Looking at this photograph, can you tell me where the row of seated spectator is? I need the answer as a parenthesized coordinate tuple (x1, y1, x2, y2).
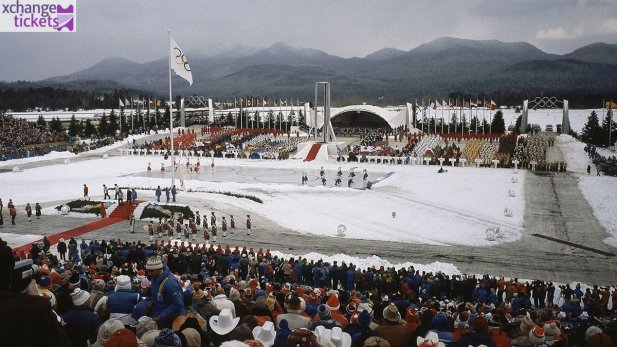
(2, 236, 616, 347)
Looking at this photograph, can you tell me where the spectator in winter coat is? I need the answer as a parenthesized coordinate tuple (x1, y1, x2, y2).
(63, 288, 102, 347)
(374, 303, 413, 347)
(95, 275, 140, 326)
(276, 295, 310, 330)
(450, 316, 496, 347)
(309, 304, 342, 331)
(0, 277, 71, 347)
(145, 257, 185, 328)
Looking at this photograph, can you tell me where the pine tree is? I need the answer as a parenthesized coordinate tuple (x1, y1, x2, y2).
(601, 109, 615, 146)
(84, 119, 97, 137)
(491, 110, 506, 134)
(581, 111, 602, 145)
(68, 114, 79, 137)
(98, 113, 109, 137)
(515, 115, 522, 134)
(49, 117, 62, 132)
(108, 109, 119, 135)
(37, 115, 47, 128)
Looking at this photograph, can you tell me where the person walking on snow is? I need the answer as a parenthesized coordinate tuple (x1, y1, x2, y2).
(171, 185, 177, 202)
(230, 215, 235, 232)
(35, 203, 41, 219)
(131, 189, 137, 206)
(114, 184, 120, 200)
(99, 202, 106, 218)
(103, 184, 111, 199)
(155, 186, 162, 202)
(83, 184, 89, 199)
(165, 187, 170, 203)
(25, 203, 32, 222)
(129, 212, 136, 234)
(8, 199, 16, 225)
(221, 216, 227, 237)
(246, 214, 252, 235)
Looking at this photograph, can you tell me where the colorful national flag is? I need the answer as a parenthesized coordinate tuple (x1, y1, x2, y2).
(606, 100, 617, 109)
(490, 100, 497, 110)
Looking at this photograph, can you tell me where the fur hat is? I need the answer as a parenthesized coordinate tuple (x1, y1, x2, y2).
(383, 303, 401, 323)
(140, 329, 161, 347)
(136, 317, 158, 339)
(252, 321, 276, 347)
(326, 294, 340, 311)
(287, 328, 320, 347)
(146, 256, 163, 270)
(155, 328, 181, 347)
(317, 304, 331, 319)
(92, 319, 124, 347)
(179, 328, 201, 347)
(229, 287, 241, 301)
(70, 287, 90, 306)
(520, 314, 535, 332)
(93, 279, 106, 291)
(106, 328, 138, 347)
(115, 275, 131, 291)
(363, 336, 390, 347)
(529, 326, 545, 345)
(209, 308, 240, 336)
(543, 322, 561, 344)
(585, 326, 602, 343)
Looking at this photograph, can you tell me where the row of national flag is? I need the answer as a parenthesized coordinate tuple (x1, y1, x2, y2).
(119, 97, 163, 109)
(233, 97, 302, 108)
(416, 99, 498, 110)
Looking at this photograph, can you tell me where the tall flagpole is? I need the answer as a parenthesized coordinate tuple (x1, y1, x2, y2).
(168, 30, 175, 187)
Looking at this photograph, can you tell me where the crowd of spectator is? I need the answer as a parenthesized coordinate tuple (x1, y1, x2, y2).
(586, 145, 617, 176)
(1, 236, 616, 347)
(0, 114, 67, 160)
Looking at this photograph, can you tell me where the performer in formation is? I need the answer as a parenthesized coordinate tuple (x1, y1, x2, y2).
(246, 214, 252, 235)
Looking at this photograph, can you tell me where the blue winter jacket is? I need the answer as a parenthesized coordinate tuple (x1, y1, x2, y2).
(107, 289, 140, 314)
(149, 267, 186, 322)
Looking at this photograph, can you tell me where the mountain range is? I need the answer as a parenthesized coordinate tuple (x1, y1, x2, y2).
(40, 37, 617, 104)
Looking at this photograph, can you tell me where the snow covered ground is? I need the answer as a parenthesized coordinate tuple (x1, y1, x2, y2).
(1, 109, 616, 280)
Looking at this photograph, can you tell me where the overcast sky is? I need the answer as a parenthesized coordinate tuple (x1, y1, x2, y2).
(1, 0, 616, 81)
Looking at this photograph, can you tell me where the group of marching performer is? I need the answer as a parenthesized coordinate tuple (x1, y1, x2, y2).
(305, 167, 369, 187)
(143, 210, 253, 243)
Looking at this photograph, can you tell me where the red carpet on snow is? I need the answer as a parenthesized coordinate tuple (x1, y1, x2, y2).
(12, 201, 143, 256)
(304, 143, 322, 162)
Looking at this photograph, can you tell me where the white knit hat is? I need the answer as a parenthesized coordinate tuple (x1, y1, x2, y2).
(146, 256, 163, 270)
(115, 275, 132, 291)
(71, 288, 91, 306)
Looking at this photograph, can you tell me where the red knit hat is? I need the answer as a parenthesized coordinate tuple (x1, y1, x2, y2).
(327, 294, 340, 311)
